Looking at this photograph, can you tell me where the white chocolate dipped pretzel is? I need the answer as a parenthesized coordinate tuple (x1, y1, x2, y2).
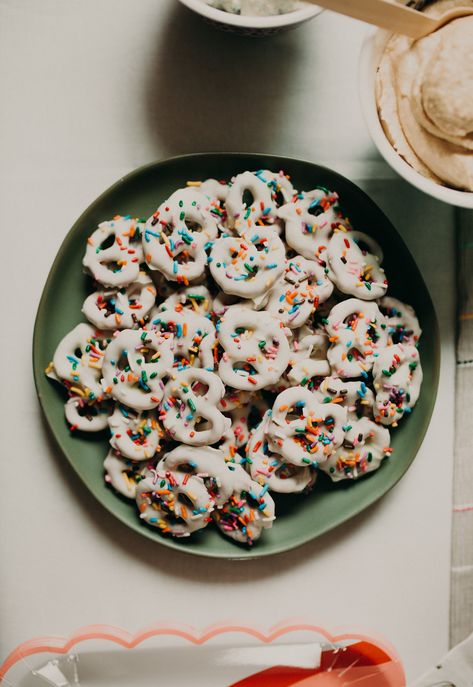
(225, 171, 278, 232)
(83, 216, 145, 288)
(144, 188, 219, 284)
(320, 417, 391, 482)
(280, 188, 345, 262)
(327, 229, 387, 300)
(265, 255, 333, 329)
(218, 308, 290, 391)
(104, 450, 149, 499)
(159, 368, 230, 446)
(212, 463, 275, 545)
(51, 323, 109, 401)
(247, 411, 316, 494)
(158, 445, 234, 507)
(149, 307, 217, 370)
(136, 467, 214, 537)
(372, 344, 423, 426)
(267, 386, 347, 468)
(325, 298, 389, 379)
(65, 396, 112, 432)
(218, 393, 268, 462)
(378, 296, 422, 346)
(101, 328, 173, 410)
(82, 272, 156, 330)
(316, 376, 375, 422)
(279, 325, 330, 390)
(158, 285, 213, 318)
(209, 228, 285, 300)
(108, 404, 162, 461)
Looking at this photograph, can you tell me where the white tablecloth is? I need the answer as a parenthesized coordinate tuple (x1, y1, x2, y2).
(0, 0, 456, 681)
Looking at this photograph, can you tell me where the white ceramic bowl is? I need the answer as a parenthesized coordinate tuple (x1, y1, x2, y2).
(359, 29, 473, 209)
(177, 0, 323, 36)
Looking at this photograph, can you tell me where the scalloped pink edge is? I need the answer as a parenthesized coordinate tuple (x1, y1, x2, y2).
(0, 622, 406, 683)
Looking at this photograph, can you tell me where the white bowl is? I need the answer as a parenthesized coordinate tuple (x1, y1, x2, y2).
(177, 0, 323, 36)
(359, 29, 473, 209)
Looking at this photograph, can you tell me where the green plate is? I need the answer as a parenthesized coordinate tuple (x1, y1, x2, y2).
(33, 153, 440, 559)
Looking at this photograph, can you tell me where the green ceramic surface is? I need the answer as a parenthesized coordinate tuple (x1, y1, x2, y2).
(33, 153, 440, 559)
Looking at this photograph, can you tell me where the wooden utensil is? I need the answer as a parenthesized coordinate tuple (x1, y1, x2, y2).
(305, 0, 473, 38)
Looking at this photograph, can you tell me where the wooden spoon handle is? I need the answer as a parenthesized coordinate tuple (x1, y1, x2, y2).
(305, 0, 437, 38)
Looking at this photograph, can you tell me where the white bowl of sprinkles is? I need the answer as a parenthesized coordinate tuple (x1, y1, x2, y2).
(177, 0, 323, 36)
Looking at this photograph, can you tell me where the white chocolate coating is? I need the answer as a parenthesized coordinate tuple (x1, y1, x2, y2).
(52, 323, 109, 400)
(144, 188, 219, 283)
(158, 285, 213, 317)
(212, 463, 275, 545)
(247, 412, 316, 493)
(136, 468, 214, 537)
(82, 272, 156, 330)
(315, 376, 375, 422)
(372, 344, 423, 426)
(267, 386, 347, 467)
(218, 308, 290, 390)
(327, 230, 388, 300)
(320, 418, 391, 481)
(325, 298, 389, 378)
(379, 296, 422, 346)
(104, 450, 148, 499)
(83, 216, 145, 288)
(209, 229, 286, 299)
(158, 445, 234, 507)
(160, 368, 230, 446)
(108, 404, 162, 461)
(101, 329, 173, 410)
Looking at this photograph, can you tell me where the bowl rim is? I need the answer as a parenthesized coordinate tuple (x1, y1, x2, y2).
(358, 29, 473, 210)
(177, 0, 323, 28)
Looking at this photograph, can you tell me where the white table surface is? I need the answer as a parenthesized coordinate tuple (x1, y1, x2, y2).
(0, 0, 456, 682)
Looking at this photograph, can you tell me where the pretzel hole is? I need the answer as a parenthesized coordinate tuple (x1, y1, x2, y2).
(116, 351, 129, 371)
(193, 416, 208, 431)
(308, 203, 325, 218)
(104, 260, 123, 273)
(232, 362, 258, 376)
(185, 219, 202, 233)
(286, 405, 305, 422)
(178, 493, 194, 510)
(99, 233, 116, 251)
(191, 381, 209, 396)
(242, 189, 255, 208)
(74, 347, 83, 359)
(175, 251, 192, 265)
(272, 189, 285, 207)
(77, 404, 100, 418)
(344, 313, 360, 328)
(353, 237, 371, 255)
(347, 347, 364, 362)
(275, 463, 298, 480)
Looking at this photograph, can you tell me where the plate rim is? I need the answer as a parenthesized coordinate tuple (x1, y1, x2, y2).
(32, 152, 441, 560)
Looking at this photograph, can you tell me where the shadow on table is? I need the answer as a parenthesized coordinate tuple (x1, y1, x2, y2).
(39, 411, 387, 584)
(144, 3, 314, 156)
